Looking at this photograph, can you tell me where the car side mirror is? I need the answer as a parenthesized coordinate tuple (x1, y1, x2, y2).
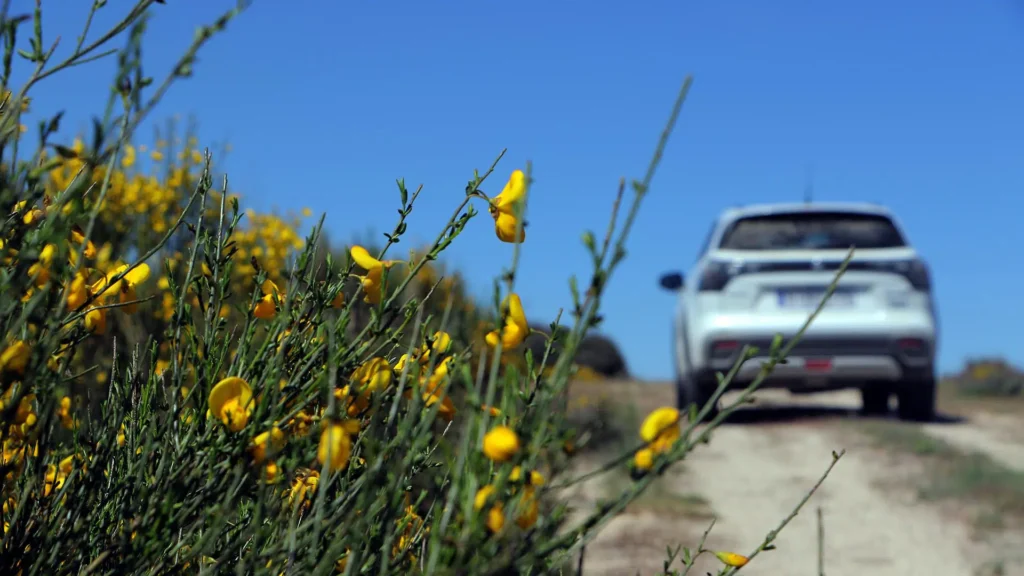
(659, 272, 684, 291)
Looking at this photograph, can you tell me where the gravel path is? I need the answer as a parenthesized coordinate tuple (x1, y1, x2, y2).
(566, 382, 1024, 576)
(684, 415, 977, 575)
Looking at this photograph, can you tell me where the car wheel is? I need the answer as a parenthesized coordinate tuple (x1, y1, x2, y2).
(896, 375, 936, 422)
(676, 373, 720, 422)
(860, 383, 891, 415)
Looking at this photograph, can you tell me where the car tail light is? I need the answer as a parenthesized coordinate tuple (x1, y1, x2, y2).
(698, 257, 932, 291)
(897, 338, 928, 359)
(904, 260, 931, 291)
(866, 259, 931, 291)
(805, 358, 833, 371)
(710, 340, 739, 358)
(699, 260, 743, 292)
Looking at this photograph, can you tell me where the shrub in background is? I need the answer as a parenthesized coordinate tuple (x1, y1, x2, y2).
(525, 324, 629, 380)
(947, 357, 1024, 397)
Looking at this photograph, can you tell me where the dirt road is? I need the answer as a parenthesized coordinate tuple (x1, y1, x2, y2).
(922, 411, 1024, 473)
(566, 383, 1024, 576)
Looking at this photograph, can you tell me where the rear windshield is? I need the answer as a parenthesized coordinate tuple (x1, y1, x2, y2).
(718, 212, 906, 250)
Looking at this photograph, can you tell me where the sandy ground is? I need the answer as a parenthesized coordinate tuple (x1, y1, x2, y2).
(563, 382, 1024, 576)
(559, 460, 725, 576)
(922, 411, 1024, 472)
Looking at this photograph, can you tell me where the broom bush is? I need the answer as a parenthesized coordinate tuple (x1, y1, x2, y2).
(0, 2, 845, 574)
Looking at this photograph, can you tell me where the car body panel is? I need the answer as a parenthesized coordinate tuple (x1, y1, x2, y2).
(668, 202, 938, 396)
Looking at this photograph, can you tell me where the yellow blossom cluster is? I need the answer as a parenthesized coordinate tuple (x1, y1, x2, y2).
(633, 407, 682, 472)
(473, 462, 545, 534)
(222, 204, 306, 289)
(4, 159, 550, 563)
(40, 132, 309, 333)
(46, 139, 189, 237)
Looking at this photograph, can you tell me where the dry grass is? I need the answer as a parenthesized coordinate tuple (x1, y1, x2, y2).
(938, 379, 1024, 416)
(858, 419, 1024, 534)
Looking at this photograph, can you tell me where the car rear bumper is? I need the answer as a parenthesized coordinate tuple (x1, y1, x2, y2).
(696, 334, 935, 391)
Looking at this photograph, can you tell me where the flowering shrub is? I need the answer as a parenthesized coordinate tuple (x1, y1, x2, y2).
(0, 3, 846, 575)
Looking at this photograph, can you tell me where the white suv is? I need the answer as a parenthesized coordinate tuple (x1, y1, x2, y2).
(659, 202, 938, 422)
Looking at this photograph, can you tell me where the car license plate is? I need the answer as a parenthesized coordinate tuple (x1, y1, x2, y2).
(777, 289, 854, 309)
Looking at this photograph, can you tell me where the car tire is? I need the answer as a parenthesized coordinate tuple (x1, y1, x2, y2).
(676, 373, 720, 423)
(860, 383, 891, 415)
(896, 375, 936, 422)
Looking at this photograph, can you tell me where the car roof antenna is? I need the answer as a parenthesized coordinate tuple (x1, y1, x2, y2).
(803, 164, 814, 204)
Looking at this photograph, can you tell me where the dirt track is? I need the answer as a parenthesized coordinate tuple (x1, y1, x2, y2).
(567, 383, 1024, 576)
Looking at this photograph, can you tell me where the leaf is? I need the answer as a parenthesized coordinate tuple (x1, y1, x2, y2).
(396, 178, 408, 206)
(91, 117, 105, 152)
(52, 144, 78, 159)
(44, 111, 64, 135)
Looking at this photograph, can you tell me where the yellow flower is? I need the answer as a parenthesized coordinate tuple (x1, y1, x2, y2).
(337, 388, 367, 418)
(714, 551, 749, 567)
(57, 396, 77, 430)
(334, 550, 351, 573)
(423, 391, 457, 422)
(318, 419, 359, 473)
(250, 426, 286, 464)
(331, 290, 345, 309)
(116, 263, 151, 314)
(351, 357, 392, 393)
(84, 307, 107, 335)
(482, 426, 519, 462)
(474, 484, 496, 510)
(116, 423, 126, 448)
(488, 170, 527, 243)
(392, 501, 426, 561)
(485, 506, 505, 533)
(485, 293, 529, 350)
(264, 461, 282, 484)
(639, 407, 681, 454)
(121, 144, 136, 168)
(474, 485, 505, 533)
(91, 263, 150, 304)
(350, 245, 401, 305)
(208, 377, 253, 432)
(429, 331, 452, 354)
(515, 486, 539, 530)
(65, 271, 91, 310)
(393, 353, 416, 374)
(69, 225, 97, 259)
(423, 357, 454, 394)
(287, 468, 320, 509)
(285, 410, 314, 438)
(27, 243, 57, 287)
(510, 466, 545, 487)
(43, 455, 75, 497)
(0, 341, 30, 375)
(253, 279, 282, 320)
(634, 447, 654, 471)
(1, 390, 36, 426)
(14, 200, 45, 226)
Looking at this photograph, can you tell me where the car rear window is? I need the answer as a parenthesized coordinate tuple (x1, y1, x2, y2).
(718, 211, 906, 250)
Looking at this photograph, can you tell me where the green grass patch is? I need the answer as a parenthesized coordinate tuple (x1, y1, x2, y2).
(860, 421, 1024, 532)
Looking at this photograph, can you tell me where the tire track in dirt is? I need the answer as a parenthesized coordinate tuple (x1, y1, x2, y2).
(683, 417, 979, 575)
(679, 388, 1024, 576)
(921, 411, 1024, 472)
(564, 382, 1024, 575)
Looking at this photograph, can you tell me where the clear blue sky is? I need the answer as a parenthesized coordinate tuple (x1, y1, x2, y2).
(23, 0, 1024, 379)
